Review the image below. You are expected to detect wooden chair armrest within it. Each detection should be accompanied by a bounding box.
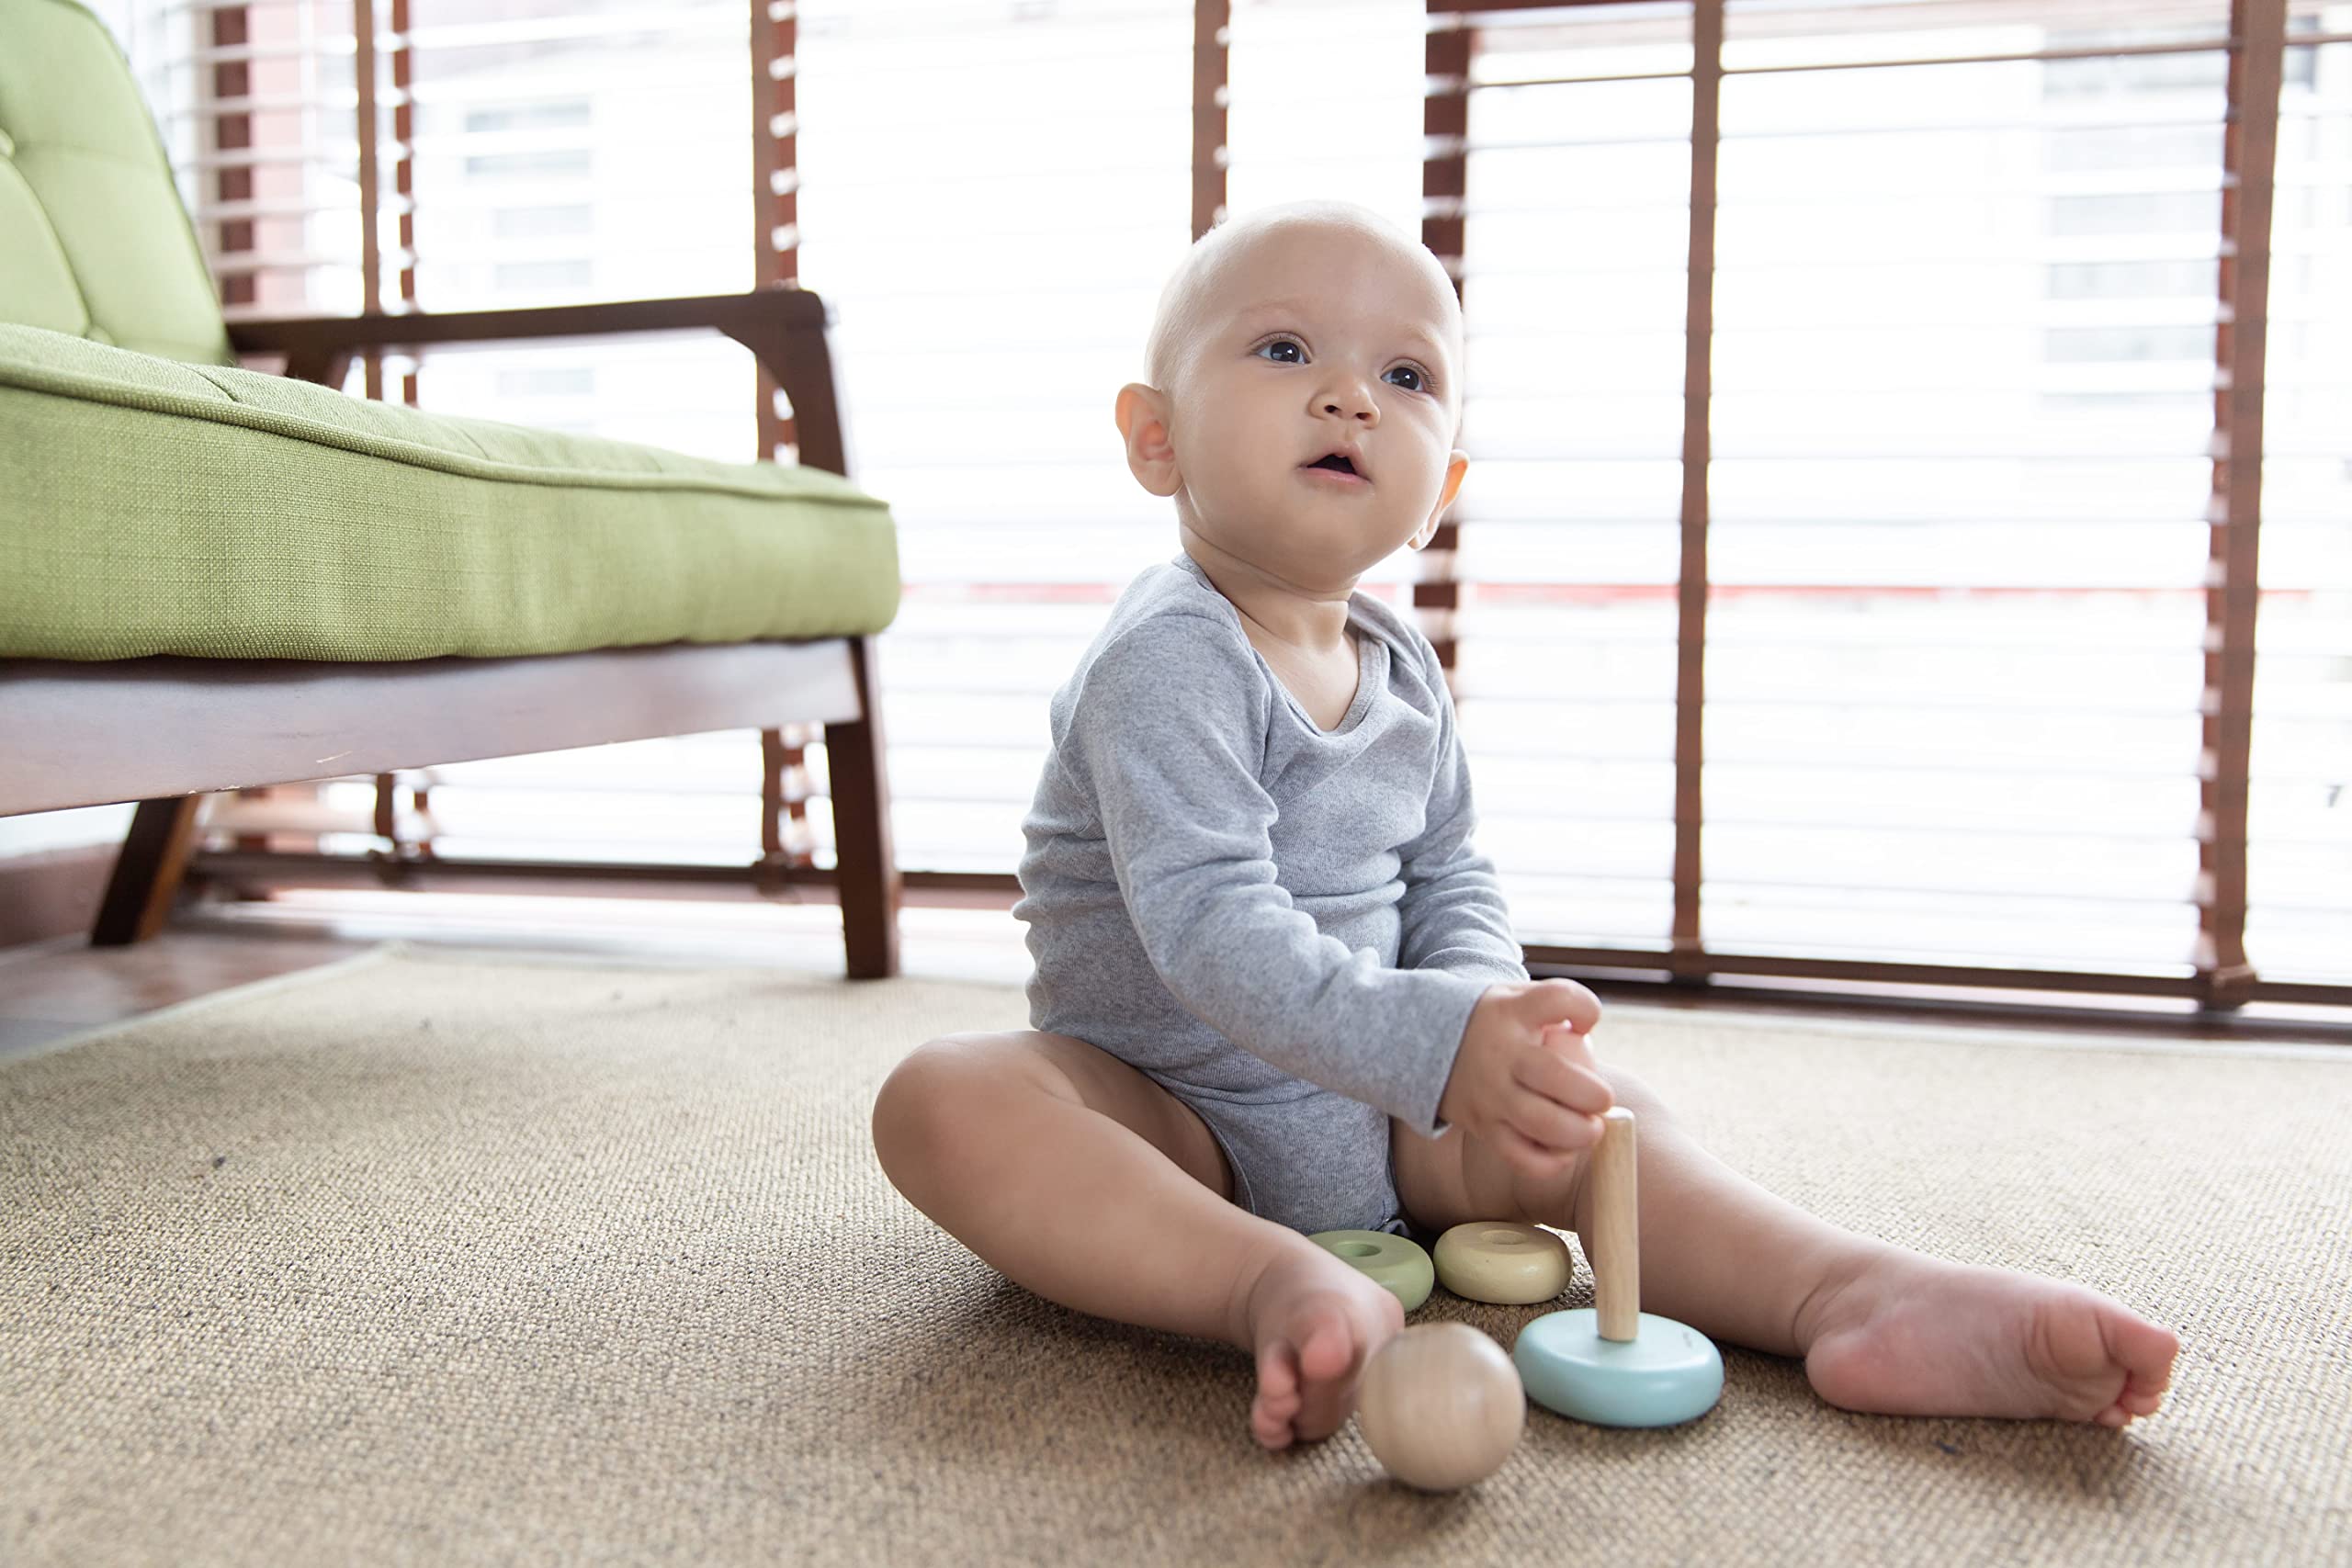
[224,288,847,474]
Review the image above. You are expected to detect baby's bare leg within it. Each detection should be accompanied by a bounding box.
[872,1030,1403,1448]
[1395,1067,2179,1427]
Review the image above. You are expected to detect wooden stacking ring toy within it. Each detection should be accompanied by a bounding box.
[1308,1229,1433,1312]
[1433,1220,1572,1304]
[1513,1108,1724,1427]
[1356,1322,1526,1492]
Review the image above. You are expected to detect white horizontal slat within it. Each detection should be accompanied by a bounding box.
[372,788,767,846]
[1704,523,2212,590]
[1678,703,2201,773]
[2233,841,2352,908]
[160,94,366,119]
[1692,911,2201,974]
[1702,822,2199,903]
[1497,879,1679,949]
[378,835,792,868]
[207,795,433,840]
[2263,522,2352,591]
[403,5,742,54]
[1718,0,2232,48]
[1476,816,1677,883]
[1697,762,2200,839]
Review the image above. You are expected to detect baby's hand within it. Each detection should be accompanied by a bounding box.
[1436,979,1612,1184]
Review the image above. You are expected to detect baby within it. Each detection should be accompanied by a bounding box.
[871,199,2180,1451]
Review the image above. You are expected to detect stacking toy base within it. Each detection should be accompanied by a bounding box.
[1513,1308,1724,1427]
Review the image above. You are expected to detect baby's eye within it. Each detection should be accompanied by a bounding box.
[1255,337,1306,364]
[1385,365,1428,393]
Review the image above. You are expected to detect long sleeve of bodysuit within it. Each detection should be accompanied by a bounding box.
[1059,612,1491,1137]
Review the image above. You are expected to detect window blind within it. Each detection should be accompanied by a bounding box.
[93,2,797,873]
[301,1,786,871]
[300,0,1203,881]
[1222,0,1430,615]
[71,0,2346,1012]
[1442,0,1701,955]
[1427,0,2348,1004]
[790,0,1197,876]
[1702,0,2233,978]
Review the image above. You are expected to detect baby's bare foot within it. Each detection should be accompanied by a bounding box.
[1232,1239,1405,1450]
[1798,1251,2179,1428]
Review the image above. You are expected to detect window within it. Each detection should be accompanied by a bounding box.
[63,0,2349,1008]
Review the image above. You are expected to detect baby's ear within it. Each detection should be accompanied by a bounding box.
[1114,383,1182,498]
[1414,450,1470,547]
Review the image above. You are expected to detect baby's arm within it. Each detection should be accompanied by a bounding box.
[1063,615,1490,1137]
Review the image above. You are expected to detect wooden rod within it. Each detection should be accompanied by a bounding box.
[752,0,800,464]
[391,0,415,403]
[210,6,257,309]
[1421,14,1470,286]
[1593,1106,1640,1341]
[1190,0,1229,242]
[1670,0,1722,982]
[2196,0,2284,1012]
[353,0,381,400]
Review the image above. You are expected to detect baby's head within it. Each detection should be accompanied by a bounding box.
[1115,200,1468,592]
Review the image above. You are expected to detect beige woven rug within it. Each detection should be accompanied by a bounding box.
[3,946,2347,1567]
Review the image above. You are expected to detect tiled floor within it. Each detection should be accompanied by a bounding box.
[3,887,2346,1066]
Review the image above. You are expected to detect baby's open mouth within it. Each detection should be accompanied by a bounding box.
[1304,453,1363,479]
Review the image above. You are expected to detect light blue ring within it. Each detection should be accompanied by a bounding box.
[1513,1308,1724,1427]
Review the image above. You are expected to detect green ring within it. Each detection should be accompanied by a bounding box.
[1307,1229,1434,1313]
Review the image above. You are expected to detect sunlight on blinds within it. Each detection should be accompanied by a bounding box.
[1697,1,2234,975]
[1227,1,1424,265]
[62,1,2348,998]
[93,0,368,314]
[380,0,757,461]
[85,2,778,871]
[2249,14,2352,981]
[307,1,774,870]
[1226,0,1425,615]
[793,0,1194,875]
[1452,3,1697,951]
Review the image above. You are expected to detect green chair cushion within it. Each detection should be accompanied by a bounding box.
[0,323,901,660]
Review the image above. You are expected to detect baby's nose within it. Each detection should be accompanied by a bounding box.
[1322,396,1378,424]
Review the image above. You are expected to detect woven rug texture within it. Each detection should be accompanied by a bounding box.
[2,946,2347,1567]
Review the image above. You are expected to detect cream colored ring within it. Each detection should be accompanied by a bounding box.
[1433,1221,1573,1305]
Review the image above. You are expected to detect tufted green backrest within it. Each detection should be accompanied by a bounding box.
[0,0,233,364]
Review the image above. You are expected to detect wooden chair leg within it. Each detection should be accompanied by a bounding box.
[827,635,900,979]
[93,795,205,946]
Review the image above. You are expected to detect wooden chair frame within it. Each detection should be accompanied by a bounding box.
[0,288,900,978]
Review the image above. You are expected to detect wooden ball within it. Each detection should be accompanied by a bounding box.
[1356,1322,1526,1492]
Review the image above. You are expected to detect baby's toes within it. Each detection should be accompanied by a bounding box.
[1251,1402,1296,1450]
[1289,1318,1364,1442]
[1252,1344,1305,1450]
[1256,1337,1302,1404]
[2104,1313,2180,1410]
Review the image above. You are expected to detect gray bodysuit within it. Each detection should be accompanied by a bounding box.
[1012,550,1529,1235]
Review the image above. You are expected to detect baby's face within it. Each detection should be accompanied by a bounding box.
[1136,220,1467,589]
